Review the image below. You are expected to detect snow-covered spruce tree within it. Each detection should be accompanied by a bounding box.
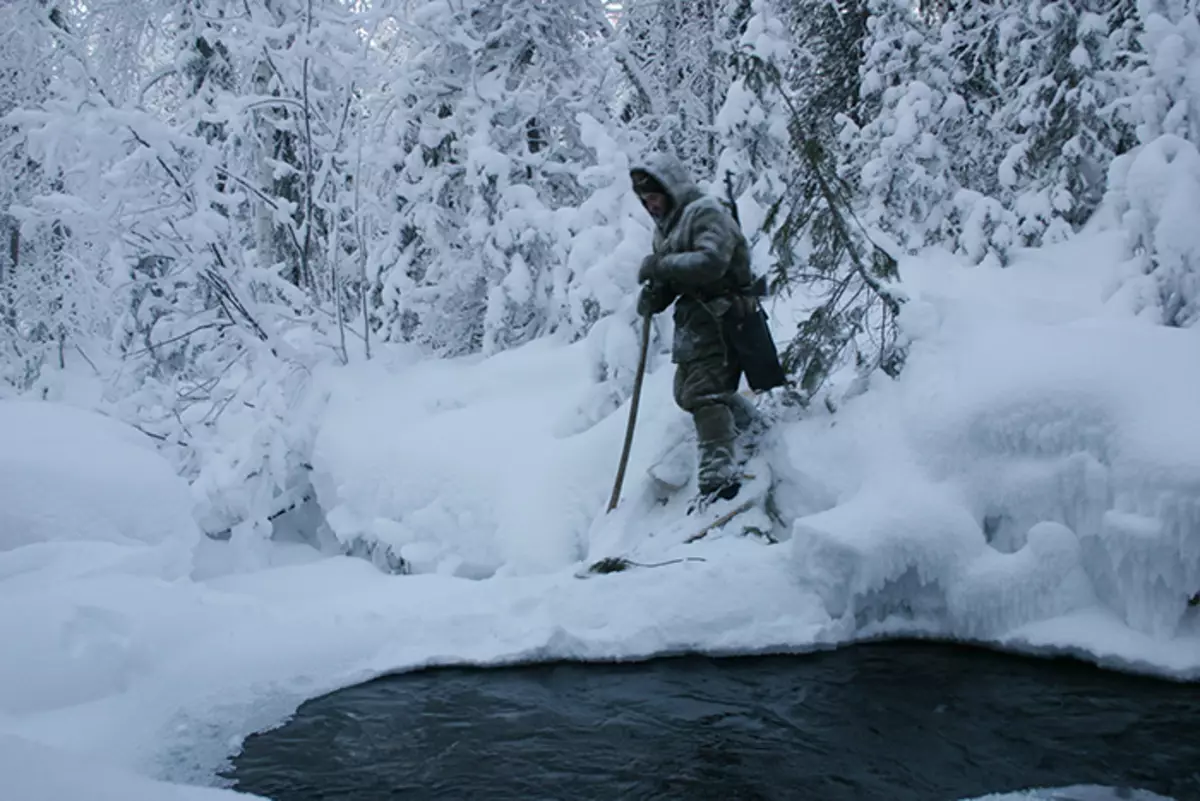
[243,0,346,297]
[715,0,873,263]
[772,137,906,399]
[923,1,1012,197]
[715,0,794,246]
[1103,0,1200,327]
[559,113,652,342]
[985,1,1137,248]
[371,0,611,356]
[112,1,239,389]
[615,0,745,177]
[724,1,905,399]
[842,0,970,258]
[849,0,1084,265]
[779,0,870,143]
[132,0,373,537]
[873,0,1136,259]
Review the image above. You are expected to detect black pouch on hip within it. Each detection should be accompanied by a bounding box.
[724,301,788,392]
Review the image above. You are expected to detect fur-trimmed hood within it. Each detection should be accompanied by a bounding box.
[630,153,705,230]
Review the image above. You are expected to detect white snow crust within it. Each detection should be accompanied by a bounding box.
[0,734,263,801]
[2,232,1197,799]
[969,787,1173,801]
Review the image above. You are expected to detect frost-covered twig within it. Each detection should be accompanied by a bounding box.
[201,267,270,343]
[73,344,99,375]
[123,322,234,359]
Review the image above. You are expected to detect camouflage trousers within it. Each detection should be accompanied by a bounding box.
[673,352,758,494]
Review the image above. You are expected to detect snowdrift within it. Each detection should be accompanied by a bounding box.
[1,232,1197,799]
[789,267,1200,647]
[0,400,200,576]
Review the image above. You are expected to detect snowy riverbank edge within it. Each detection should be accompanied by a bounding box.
[2,236,1197,799]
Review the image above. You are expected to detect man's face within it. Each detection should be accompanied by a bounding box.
[639,191,669,220]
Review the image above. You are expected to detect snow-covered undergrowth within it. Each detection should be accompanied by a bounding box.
[2,234,1198,799]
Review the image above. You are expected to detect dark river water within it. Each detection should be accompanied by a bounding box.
[228,642,1200,801]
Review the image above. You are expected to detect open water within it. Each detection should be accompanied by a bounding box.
[229,642,1200,801]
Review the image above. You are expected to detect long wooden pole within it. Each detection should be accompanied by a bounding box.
[607,312,652,512]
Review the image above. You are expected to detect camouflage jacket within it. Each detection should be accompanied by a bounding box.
[634,154,753,364]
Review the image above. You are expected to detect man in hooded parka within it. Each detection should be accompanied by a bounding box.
[631,153,762,503]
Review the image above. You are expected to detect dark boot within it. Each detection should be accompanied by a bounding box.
[693,404,739,498]
[687,477,740,515]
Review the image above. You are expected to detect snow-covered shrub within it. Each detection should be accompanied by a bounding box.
[1104,135,1200,326]
[847,1,961,251]
[1101,2,1200,325]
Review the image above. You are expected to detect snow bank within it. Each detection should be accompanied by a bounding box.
[0,403,206,716]
[311,332,688,577]
[791,479,988,625]
[0,401,200,573]
[0,401,238,797]
[782,235,1200,647]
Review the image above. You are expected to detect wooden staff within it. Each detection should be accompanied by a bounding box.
[607,311,652,512]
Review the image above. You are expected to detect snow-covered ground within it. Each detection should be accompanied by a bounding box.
[2,233,1197,799]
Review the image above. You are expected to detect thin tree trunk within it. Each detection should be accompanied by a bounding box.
[354,128,370,360]
[2,223,16,329]
[301,58,315,292]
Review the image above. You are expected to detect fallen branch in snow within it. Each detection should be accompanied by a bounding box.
[581,556,707,576]
[207,488,314,541]
[200,267,271,344]
[343,536,410,575]
[128,422,190,449]
[683,497,758,543]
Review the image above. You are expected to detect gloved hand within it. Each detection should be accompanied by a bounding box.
[636,284,657,317]
[637,254,660,284]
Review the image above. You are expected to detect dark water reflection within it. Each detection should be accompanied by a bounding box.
[229,642,1200,801]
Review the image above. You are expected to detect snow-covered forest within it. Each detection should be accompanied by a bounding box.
[5,0,1198,534]
[2,1,1200,797]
